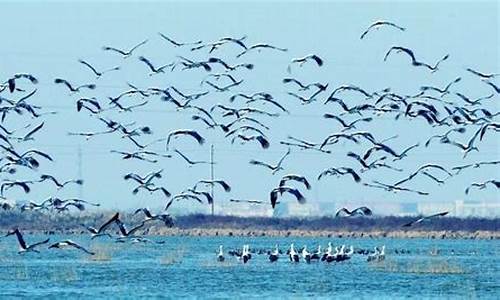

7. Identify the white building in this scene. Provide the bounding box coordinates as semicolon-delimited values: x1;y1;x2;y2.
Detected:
454;200;500;218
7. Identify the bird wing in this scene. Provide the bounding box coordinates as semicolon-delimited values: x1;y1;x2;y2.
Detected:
102;46;127;55
188;131;205;145
54;78;74;91
128;39;148;53
24;150;53;161
402;220;416;227
249;160;273;169
23;122;44;140
335;208;351;217
174;149;195;165
30;238;50;249
311;55;323;66
165;199;174;211
344;168;362;182
276;148;291;167
98;212;120;233
427;211;449;219
127;221;146;236
286;188;306;204
270;189;279;208
78;59;100;76
256;135;270;149
215;180;231;192
352;206;373;216
138;56;157;72
14;229;28;249
65;240;95;255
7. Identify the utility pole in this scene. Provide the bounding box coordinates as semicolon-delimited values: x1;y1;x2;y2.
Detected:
210;144;215;216
77;144;83;199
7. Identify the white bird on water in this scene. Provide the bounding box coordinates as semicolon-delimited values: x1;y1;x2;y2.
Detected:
217;245;225;262
269;244;279;262
301;245;312;263
289;243;299;263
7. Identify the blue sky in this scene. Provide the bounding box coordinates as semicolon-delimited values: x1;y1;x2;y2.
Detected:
1;1;498;214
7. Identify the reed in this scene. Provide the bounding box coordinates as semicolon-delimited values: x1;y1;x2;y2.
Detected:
374;259;466;274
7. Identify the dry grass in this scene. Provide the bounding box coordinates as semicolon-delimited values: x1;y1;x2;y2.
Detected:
87;244;112;262
200;259;239;268
373;259;466;274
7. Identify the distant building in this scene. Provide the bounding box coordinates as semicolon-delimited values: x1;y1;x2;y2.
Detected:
273;202;319;217
417;202;456;216
454;200;500;218
415;200;500;218
400;202;418;216
218;202;272;217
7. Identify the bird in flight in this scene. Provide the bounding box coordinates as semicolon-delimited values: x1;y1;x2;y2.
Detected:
384;46;449;72
360;20;406;39
402;211;449;227
102;39;148;58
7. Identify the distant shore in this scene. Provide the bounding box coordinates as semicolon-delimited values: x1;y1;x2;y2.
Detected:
9;227;500;240
1;212;499;239
145;228;500;239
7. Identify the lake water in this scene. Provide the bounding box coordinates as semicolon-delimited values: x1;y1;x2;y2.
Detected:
0;235;498;299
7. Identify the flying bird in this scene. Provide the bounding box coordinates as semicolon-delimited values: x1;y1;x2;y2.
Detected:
78;59;120;78
232;134;270;149
166;129;205;150
54;78;96;93
173;149;211;166
194;180;231;192
236;43;287;58
134;208;174;226
364;180;429;195
249;148;290;174
4;73;38;93
38;174;83;189
287;54;324;73
81;212;120;239
270;186;305;208
158;32;202;47
282;78;328;91
317;167;361;182
49;240;95;255
323;114;373;131
138;56;174;75
451;161;500;175
393;164;453;187
115;219;147;238
360;20;405;39
465;68;499;79
402;211;449;227
384;46;449;72
102;39;148;58
482;80;500;94
335;207;373;217
111;150;170;163
279;174;311;190
465;180;500;195
4;228;49;253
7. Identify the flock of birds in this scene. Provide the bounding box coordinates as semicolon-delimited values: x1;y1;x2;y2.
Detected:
216;243;385;264
0;19;499;255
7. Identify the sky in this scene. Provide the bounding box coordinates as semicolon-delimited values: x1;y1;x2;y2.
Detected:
0;0;498;215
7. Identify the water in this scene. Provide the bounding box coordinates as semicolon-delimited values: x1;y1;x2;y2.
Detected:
0;235;498;299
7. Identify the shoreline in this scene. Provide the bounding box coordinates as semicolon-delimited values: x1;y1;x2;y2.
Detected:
2;213;498;239
146;228;500;239
9;227;500;240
